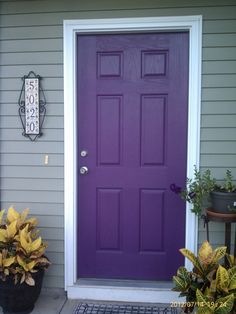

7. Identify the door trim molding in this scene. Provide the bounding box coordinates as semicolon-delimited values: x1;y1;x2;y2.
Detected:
63;16;202;300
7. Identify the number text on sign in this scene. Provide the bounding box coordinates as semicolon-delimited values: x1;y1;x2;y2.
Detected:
25;78;39;135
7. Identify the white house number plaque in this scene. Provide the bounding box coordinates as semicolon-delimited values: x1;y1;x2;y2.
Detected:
25;78;39;135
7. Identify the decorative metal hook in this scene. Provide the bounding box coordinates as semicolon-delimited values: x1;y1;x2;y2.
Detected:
18;71;46;141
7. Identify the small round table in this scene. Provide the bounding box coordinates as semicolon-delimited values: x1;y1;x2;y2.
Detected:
202;208;236;257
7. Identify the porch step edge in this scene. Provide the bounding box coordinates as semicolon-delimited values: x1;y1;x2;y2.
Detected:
67;285;184;304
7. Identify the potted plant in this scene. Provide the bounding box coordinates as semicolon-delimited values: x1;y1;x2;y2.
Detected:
172;241;236;313
0;207;50;314
210;170;236;213
171;167;236;215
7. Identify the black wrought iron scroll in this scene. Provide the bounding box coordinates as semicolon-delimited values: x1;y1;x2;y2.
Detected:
18;71;46;141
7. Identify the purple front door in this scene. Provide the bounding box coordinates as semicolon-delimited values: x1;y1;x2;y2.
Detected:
77;33;189;280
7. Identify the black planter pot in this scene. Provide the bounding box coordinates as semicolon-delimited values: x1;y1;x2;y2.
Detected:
210;191;236;213
0;270;44;314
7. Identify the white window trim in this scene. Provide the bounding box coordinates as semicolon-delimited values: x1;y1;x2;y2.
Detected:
63;16;202;301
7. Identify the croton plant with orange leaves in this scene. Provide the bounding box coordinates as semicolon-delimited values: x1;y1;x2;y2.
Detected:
0;207;50;286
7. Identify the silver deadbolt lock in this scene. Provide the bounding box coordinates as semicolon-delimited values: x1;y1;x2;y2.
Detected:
80;150;88;157
80;166;89;175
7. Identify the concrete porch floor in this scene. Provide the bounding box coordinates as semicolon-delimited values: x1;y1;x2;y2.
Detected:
0;288;75;314
0;288;175;314
29;291;77;314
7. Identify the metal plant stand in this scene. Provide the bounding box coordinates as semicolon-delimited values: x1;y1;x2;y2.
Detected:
202;208;236;261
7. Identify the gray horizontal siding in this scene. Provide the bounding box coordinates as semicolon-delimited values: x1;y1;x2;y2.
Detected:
0;117;63;129
201;155;236;167
202;75;236;88
0;38;63;53
0;91;63;103
0;105;63;116
201;115;236;127
1;0;236;15
47;264;64;275
202;88;236;101
203;34;236;47
203;47;236;60
203;19;236;33
43;276;64;289
0;0;236;288
0;153;63;166
0;191;64;204
198;167;236;179
198;220;235;259
201;142;236;154
1;178;63;190
199;220;236;232
0;141;63;154
202;61;236;74
0;166;63;179
198;220;235;251
39;227;64;241
0;65;63;78
201;128;236;141
201;101;236;113
41;240;64;253
0;52;63;65
0;26;62;40
1;4;236;28
0;201;63;216
0;77;63;90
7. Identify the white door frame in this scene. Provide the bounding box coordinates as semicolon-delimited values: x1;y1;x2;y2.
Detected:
63;16;202;301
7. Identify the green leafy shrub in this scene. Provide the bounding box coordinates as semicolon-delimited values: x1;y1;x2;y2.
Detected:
173;241;236;313
171;167;236;216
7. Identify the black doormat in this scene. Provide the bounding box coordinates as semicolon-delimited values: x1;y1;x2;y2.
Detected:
74;303;181;314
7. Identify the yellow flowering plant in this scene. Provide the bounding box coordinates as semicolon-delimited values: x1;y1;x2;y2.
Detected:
0;207;50;286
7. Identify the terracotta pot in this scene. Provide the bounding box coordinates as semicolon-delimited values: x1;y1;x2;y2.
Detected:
0;270;44;314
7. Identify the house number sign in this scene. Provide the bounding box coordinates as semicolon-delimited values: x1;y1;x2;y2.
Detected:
25;78;39;135
18;71;46;141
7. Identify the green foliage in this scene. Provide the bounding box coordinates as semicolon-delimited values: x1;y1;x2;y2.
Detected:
196;289;234;314
220;170;236;193
226;254;236;268
180;166;216;216
178;167;236;216
172;241;236;313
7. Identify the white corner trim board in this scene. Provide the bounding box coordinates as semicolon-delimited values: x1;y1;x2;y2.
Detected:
63;16;202;302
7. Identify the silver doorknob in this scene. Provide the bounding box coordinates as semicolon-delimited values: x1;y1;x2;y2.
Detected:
80;166;89;175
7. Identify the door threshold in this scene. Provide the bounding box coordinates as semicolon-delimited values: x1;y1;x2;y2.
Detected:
78;278;173;289
67;279;184;303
